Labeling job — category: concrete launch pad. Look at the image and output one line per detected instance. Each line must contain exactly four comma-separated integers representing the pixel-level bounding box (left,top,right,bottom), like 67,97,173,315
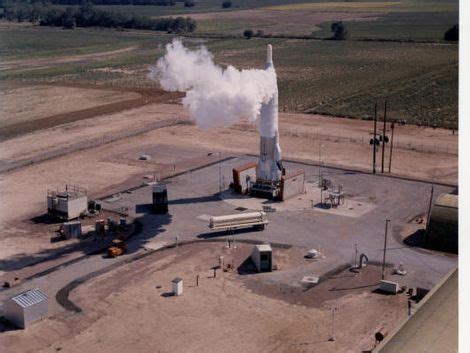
220,183,376,217
98,154,456,290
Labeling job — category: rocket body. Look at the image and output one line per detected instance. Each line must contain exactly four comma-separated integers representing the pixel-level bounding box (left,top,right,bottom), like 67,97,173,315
257,44,283,181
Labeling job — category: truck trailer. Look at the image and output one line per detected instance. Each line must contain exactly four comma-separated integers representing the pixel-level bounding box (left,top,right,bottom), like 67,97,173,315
209,211,268,232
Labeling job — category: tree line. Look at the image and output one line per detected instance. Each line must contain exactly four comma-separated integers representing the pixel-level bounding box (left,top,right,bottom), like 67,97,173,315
0,2,197,32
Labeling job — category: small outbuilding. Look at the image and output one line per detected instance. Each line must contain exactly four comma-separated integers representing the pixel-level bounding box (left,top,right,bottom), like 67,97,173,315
426,193,458,253
232,162,257,194
251,243,273,272
280,170,305,201
152,183,169,214
47,185,87,220
3,288,48,328
172,278,183,296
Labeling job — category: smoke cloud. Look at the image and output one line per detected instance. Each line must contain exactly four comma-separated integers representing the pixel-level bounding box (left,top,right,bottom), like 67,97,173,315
148,39,277,130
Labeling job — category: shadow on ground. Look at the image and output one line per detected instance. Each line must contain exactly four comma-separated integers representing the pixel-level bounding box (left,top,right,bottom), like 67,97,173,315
0,207,172,285
237,256,258,275
198,227,261,239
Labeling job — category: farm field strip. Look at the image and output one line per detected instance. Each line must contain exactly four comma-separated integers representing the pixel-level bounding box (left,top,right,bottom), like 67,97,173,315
264,1,458,13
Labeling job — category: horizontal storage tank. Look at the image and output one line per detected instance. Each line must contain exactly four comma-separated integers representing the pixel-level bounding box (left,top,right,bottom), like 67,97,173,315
209,211,268,230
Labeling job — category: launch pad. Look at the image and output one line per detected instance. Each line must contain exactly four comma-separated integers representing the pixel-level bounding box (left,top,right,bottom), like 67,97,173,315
233,44,305,201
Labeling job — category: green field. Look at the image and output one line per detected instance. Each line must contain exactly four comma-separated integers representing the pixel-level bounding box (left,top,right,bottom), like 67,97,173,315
314,11,458,40
0,26,160,60
0,25,457,128
95,0,366,17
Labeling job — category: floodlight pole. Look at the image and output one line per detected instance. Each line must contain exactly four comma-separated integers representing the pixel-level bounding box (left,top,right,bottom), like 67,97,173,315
319,144,323,184
388,122,395,173
381,219,390,280
381,101,387,173
218,152,222,196
373,102,378,174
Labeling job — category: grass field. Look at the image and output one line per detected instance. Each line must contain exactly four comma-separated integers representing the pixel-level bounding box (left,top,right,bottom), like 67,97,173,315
310,10,458,40
0,26,159,60
94,0,359,17
0,25,457,128
207,38,458,128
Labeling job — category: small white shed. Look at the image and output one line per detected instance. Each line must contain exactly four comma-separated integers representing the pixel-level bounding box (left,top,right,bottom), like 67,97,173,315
251,244,273,272
3,288,48,328
172,278,183,296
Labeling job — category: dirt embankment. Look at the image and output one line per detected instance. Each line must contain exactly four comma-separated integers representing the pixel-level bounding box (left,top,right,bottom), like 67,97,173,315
0,82,182,140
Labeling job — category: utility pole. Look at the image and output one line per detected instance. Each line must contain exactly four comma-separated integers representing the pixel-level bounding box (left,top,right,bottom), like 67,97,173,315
381,219,390,280
388,122,395,173
218,152,222,196
318,143,323,184
373,102,378,174
381,101,387,173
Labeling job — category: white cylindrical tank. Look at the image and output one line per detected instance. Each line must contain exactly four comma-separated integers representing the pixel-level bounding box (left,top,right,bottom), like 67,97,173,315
209,211,267,229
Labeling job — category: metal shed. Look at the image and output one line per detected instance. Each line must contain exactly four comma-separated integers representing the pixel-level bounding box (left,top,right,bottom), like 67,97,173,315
232,162,257,194
426,193,458,253
251,244,273,272
280,170,305,201
3,288,48,328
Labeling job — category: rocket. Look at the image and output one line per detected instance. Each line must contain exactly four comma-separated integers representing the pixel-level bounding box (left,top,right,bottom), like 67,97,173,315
256,44,283,182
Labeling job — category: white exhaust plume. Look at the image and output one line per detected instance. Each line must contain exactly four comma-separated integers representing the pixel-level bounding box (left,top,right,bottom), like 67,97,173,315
148,39,277,130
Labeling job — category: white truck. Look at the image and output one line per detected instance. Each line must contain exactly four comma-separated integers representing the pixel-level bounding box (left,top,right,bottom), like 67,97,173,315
209,211,268,232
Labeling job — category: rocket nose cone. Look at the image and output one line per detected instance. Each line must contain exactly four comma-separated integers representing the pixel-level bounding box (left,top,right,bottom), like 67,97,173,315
266,44,273,64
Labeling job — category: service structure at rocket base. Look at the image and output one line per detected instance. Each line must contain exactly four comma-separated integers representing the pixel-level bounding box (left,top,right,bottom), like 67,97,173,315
256,44,283,182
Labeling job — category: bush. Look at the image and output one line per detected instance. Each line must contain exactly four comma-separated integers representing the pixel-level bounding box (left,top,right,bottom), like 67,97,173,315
184,0,195,7
222,1,232,9
243,29,253,39
444,24,458,41
331,21,348,40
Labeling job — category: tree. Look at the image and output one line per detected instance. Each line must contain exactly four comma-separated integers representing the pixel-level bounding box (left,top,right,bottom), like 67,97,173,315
222,1,231,9
243,29,253,39
330,21,348,40
184,0,195,7
444,24,458,41
61,7,76,28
